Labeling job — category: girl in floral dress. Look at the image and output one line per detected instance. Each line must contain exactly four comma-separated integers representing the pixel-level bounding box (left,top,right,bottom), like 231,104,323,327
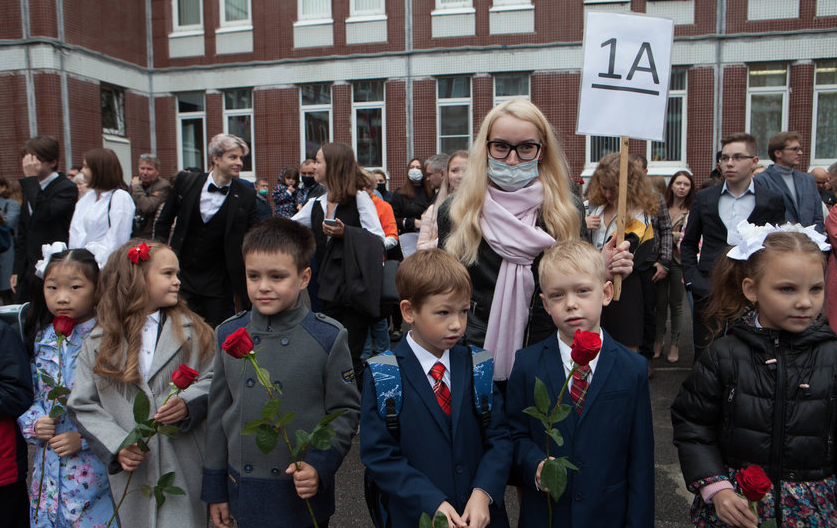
672,228,837,527
18,246,114,527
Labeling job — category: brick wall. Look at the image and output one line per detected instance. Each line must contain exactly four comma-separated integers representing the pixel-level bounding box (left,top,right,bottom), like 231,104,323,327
721,65,747,139
0,75,30,178
64,0,146,66
333,84,352,146
412,79,437,164
126,91,152,171
154,95,178,178
0,1,22,39
687,66,717,181
67,77,102,169
33,73,63,150
385,80,406,187
28,0,57,38
789,62,814,169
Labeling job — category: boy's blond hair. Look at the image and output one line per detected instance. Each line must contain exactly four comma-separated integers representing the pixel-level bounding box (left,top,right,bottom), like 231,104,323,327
539,239,607,285
396,249,472,310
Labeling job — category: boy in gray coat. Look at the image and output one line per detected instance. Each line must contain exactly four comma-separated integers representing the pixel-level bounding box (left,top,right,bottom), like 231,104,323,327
201,218,361,528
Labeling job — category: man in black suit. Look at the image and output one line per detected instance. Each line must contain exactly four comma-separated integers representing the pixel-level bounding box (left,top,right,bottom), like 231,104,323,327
11,136,78,302
155,133,258,327
681,133,786,362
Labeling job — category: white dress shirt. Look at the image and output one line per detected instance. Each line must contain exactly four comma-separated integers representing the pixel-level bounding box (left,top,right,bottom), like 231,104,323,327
292,191,385,241
139,310,161,380
199,172,230,223
406,331,452,389
69,188,135,265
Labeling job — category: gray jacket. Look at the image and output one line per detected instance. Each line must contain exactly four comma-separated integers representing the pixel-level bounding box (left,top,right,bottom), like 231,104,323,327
201,298,360,527
68,313,214,528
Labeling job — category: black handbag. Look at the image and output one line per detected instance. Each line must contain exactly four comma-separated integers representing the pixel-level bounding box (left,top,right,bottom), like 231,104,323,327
381,260,399,303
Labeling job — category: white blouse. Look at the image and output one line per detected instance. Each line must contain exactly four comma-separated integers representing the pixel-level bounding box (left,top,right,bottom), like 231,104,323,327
69,188,136,266
292,191,385,241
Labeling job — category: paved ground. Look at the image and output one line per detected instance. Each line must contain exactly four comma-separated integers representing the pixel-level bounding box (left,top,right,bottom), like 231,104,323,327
27,307,698,527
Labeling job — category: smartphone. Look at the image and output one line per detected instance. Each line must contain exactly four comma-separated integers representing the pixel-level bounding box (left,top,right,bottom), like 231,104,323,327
323,218,339,227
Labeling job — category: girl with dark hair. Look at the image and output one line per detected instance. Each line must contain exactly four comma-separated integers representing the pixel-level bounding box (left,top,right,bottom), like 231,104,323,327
17,246,116,527
390,158,433,234
68,239,214,528
292,142,385,383
272,165,301,218
654,170,695,363
69,148,135,266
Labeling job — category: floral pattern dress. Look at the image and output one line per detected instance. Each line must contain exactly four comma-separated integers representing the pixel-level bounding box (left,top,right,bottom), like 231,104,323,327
18,318,116,528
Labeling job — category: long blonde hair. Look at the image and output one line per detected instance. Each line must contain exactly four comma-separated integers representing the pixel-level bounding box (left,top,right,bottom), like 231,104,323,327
445,100,580,265
94,239,214,385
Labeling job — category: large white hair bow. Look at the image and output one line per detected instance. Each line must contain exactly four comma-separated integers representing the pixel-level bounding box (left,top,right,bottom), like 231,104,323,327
726,220,830,261
34,241,68,278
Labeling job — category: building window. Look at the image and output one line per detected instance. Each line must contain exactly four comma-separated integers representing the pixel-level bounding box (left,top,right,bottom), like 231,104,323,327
353,81,385,169
301,83,332,160
438,76,472,154
174,0,203,31
101,85,126,137
747,62,788,161
493,0,532,5
436,0,472,9
494,73,530,105
299,0,331,20
177,92,206,171
649,67,687,164
223,88,254,175
350,0,385,16
221,0,250,26
587,136,620,166
813,59,837,164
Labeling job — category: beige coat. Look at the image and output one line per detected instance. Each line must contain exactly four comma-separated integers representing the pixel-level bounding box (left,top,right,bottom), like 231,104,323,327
68,314,213,528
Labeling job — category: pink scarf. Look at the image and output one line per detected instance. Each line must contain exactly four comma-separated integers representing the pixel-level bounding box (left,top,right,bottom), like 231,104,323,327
480,180,555,380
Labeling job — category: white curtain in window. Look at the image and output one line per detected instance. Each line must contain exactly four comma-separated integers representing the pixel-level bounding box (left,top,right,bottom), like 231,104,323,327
225,0,248,22
178,0,201,26
301,0,331,18
352,0,384,13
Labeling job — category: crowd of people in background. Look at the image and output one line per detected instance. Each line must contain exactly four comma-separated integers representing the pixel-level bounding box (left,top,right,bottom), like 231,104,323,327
2,97,837,528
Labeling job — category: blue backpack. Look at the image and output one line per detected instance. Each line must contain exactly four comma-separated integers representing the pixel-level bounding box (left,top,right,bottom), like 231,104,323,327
363,345,495,528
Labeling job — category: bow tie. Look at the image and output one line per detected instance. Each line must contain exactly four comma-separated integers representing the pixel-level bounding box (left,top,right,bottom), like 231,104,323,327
208,183,229,195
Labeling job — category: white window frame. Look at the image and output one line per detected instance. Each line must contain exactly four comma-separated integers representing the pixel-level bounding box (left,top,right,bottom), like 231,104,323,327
298,0,332,21
493,73,530,105
101,85,126,137
352,81,386,171
350,0,385,17
584,135,620,170
219,0,251,28
173,0,203,32
746,63,789,163
648,68,688,168
437,76,473,154
223,88,255,178
176,92,207,172
492,0,532,6
300,83,333,161
812,60,837,166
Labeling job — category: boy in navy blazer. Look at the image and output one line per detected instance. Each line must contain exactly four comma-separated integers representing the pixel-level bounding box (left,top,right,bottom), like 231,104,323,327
506,240,654,528
360,249,511,528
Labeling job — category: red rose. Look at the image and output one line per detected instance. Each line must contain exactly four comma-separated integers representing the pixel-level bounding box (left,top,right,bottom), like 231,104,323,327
53,316,77,338
570,329,601,366
127,242,151,264
171,363,198,390
222,328,254,359
736,465,772,502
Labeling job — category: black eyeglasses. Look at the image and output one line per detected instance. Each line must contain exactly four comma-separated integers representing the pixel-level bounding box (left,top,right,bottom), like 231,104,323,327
486,141,542,161
719,154,755,163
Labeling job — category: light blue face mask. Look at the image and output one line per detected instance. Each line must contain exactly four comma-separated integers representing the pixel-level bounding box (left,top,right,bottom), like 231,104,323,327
487,157,539,191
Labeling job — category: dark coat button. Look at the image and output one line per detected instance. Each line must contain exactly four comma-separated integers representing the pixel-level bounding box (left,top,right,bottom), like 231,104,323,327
271,468,280,476
244,464,253,473
253,335,261,344
281,337,290,345
246,378,255,387
574,493,583,501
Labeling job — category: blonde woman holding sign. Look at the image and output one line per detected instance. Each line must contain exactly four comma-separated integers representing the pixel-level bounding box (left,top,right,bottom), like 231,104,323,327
437,99,632,384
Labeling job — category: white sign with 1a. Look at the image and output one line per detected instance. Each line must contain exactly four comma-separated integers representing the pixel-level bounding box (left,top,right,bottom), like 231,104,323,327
576,11,674,142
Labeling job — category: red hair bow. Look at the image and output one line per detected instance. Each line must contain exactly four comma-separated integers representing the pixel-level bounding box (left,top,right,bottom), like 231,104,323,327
127,242,151,264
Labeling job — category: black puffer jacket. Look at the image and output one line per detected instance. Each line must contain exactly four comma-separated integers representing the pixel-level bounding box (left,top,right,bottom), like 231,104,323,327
672,317,837,505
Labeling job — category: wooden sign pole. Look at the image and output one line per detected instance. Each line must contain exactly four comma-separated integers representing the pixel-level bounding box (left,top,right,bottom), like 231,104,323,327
613,136,630,300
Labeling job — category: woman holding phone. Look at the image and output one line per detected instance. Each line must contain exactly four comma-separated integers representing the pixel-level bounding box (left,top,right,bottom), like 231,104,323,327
293,142,385,383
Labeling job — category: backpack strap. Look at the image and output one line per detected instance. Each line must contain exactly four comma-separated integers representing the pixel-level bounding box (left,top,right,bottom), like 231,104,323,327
365,351,402,437
469,345,494,434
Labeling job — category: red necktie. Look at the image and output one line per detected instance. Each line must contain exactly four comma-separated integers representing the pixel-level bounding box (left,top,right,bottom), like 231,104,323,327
570,365,591,414
429,362,451,416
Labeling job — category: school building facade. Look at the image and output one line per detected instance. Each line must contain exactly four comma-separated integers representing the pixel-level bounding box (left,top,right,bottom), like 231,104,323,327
1,0,836,188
